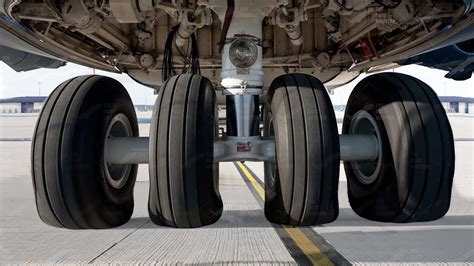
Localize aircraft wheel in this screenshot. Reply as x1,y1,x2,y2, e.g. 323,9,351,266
31,76,138,229
343,73,455,222
148,74,223,228
263,74,340,226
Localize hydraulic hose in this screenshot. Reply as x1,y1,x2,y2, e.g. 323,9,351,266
218,0,234,53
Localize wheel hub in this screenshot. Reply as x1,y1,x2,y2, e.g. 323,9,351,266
103,113,133,189
349,110,383,185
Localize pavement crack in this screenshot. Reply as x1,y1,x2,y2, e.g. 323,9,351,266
88,220,150,264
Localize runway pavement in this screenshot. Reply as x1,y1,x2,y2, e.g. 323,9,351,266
0,113,473,264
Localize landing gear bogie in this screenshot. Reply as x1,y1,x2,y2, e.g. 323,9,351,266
31,71,455,229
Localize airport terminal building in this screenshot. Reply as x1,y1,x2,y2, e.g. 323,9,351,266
439,96,474,114
0,96,47,113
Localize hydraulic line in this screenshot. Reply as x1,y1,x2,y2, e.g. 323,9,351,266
218,0,235,53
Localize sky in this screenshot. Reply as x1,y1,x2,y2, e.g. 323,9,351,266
0,62,472,106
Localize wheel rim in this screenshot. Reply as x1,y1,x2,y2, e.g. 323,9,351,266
103,113,133,189
349,110,383,185
265,112,277,188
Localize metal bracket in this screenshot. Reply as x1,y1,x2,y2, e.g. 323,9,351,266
268,6,307,46
214,136,276,162
174,6,213,47
222,87,263,96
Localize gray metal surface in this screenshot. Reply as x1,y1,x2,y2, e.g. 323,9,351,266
0,45,65,72
107,137,149,164
339,134,378,161
226,95,260,137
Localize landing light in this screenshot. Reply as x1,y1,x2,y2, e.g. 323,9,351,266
229,38,258,68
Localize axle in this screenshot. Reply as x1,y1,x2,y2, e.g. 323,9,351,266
107,137,149,164
106,134,379,165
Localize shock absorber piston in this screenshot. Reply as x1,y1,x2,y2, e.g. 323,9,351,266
218,1,271,137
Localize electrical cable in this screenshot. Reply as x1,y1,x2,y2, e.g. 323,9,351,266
162,25,201,82
161,25,178,82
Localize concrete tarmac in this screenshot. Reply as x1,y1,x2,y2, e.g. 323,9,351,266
0,114,473,264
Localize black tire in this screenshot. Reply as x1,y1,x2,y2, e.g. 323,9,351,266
343,73,455,222
31,75,138,229
263,73,340,226
148,74,223,228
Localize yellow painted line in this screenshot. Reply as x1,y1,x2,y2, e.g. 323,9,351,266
236,162,265,199
283,225,333,265
235,162,334,266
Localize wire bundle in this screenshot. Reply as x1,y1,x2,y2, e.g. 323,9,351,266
162,25,201,82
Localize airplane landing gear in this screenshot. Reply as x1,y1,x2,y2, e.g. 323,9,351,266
30,3,454,228
31,72,455,229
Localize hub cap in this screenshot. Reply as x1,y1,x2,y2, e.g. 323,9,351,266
349,110,383,185
103,113,133,189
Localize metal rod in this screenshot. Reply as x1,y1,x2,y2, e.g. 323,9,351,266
106,134,379,165
107,137,149,164
339,134,379,161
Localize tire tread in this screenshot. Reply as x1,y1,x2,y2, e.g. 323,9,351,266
32,75,138,229
343,73,454,223
264,73,339,226
148,74,223,228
